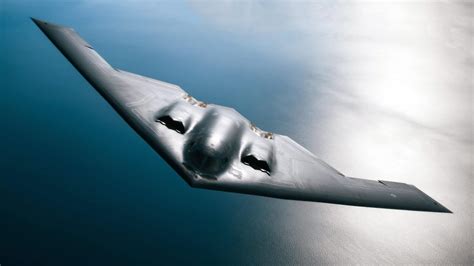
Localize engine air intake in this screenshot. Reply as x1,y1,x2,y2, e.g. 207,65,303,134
241,155,271,175
156,115,185,134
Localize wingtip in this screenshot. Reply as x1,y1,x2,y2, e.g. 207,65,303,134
30,17,69,30
408,184,452,213
431,200,452,213
30,17,50,30
30,17,41,24
440,205,453,214
30,17,47,24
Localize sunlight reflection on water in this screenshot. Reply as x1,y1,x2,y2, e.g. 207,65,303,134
191,1,472,264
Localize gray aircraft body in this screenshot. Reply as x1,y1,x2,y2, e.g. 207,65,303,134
32,18,451,213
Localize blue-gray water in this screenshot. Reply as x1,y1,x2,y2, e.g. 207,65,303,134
2,1,472,265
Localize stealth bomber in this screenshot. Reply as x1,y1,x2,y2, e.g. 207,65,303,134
32,18,451,213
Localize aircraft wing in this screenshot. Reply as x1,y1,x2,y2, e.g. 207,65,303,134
32,18,451,213
194,134,451,212
32,18,190,179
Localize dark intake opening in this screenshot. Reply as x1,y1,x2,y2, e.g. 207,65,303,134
241,155,271,175
156,115,185,134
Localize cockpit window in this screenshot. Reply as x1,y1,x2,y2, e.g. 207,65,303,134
241,155,271,175
156,115,185,134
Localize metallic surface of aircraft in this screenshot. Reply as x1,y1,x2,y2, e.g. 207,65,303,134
32,18,451,213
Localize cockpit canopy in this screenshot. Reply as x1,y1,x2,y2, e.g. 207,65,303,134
183,110,244,178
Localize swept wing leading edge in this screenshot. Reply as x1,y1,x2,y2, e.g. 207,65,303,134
32,18,451,213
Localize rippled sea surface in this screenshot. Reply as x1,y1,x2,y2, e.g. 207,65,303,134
2,1,472,265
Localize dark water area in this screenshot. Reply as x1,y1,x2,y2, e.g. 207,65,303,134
2,1,472,265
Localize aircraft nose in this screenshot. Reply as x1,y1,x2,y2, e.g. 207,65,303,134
184,136,232,178
182,109,244,178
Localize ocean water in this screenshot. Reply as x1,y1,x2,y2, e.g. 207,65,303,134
1,1,472,265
